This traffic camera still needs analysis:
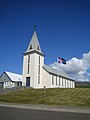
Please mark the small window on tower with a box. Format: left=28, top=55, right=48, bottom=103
left=30, top=45, right=32, bottom=49
left=28, top=55, right=30, bottom=63
left=39, top=56, right=40, bottom=64
left=37, top=46, right=39, bottom=50
left=27, top=64, right=29, bottom=74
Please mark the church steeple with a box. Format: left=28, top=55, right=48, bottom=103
left=22, top=26, right=44, bottom=88
left=26, top=26, right=42, bottom=53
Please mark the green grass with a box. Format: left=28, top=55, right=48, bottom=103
left=0, top=88, right=90, bottom=107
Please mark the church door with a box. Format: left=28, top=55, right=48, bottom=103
left=26, top=77, right=30, bottom=86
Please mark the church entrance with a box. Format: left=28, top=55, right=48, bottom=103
left=26, top=77, right=30, bottom=86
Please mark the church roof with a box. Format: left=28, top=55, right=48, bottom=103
left=0, top=71, right=22, bottom=82
left=5, top=71, right=22, bottom=82
left=43, top=65, right=75, bottom=81
left=26, top=30, right=42, bottom=53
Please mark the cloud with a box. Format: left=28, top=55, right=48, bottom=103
left=50, top=51, right=90, bottom=81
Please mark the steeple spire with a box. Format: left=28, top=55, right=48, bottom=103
left=26, top=26, right=42, bottom=54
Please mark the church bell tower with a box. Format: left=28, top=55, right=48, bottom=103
left=22, top=26, right=44, bottom=88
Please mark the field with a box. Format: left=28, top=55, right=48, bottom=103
left=0, top=88, right=90, bottom=107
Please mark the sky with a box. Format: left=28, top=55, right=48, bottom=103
left=0, top=0, right=90, bottom=81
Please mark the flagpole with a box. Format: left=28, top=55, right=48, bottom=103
left=57, top=57, right=59, bottom=88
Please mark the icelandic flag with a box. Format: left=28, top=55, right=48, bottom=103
left=58, top=57, right=66, bottom=64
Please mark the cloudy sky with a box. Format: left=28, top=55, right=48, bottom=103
left=0, top=0, right=90, bottom=81
left=50, top=51, right=90, bottom=81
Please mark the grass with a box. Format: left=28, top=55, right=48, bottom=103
left=0, top=88, right=90, bottom=107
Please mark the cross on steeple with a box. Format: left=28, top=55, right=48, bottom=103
left=33, top=25, right=37, bottom=31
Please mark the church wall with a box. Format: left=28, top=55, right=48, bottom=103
left=72, top=81, right=75, bottom=88
left=30, top=53, right=36, bottom=87
left=50, top=75, right=59, bottom=88
left=22, top=55, right=29, bottom=86
left=45, top=73, right=75, bottom=88
left=67, top=80, right=75, bottom=88
left=42, top=71, right=73, bottom=88
left=32, top=53, right=44, bottom=88
left=42, top=68, right=51, bottom=88
left=50, top=75, right=66, bottom=88
left=22, top=52, right=44, bottom=88
left=22, top=53, right=35, bottom=87
left=66, top=79, right=68, bottom=88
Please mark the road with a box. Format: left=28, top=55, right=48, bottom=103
left=0, top=106, right=90, bottom=120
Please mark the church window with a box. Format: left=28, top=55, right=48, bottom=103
left=30, top=45, right=32, bottom=49
left=70, top=81, right=72, bottom=88
left=38, top=56, right=40, bottom=84
left=56, top=76, right=57, bottom=85
left=28, top=55, right=30, bottom=63
left=38, top=75, right=40, bottom=84
left=38, top=65, right=40, bottom=74
left=38, top=65, right=40, bottom=84
left=37, top=46, right=39, bottom=50
left=39, top=56, right=40, bottom=64
left=62, top=78, right=63, bottom=86
left=70, top=81, right=71, bottom=88
left=65, top=79, right=66, bottom=87
left=27, top=64, right=29, bottom=74
left=68, top=80, right=69, bottom=88
left=67, top=80, right=68, bottom=88
left=52, top=75, right=54, bottom=85
left=27, top=55, right=30, bottom=74
left=59, top=77, right=60, bottom=86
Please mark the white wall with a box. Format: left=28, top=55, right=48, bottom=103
left=33, top=53, right=44, bottom=88
left=3, top=82, right=16, bottom=89
left=42, top=68, right=51, bottom=88
left=42, top=72, right=75, bottom=88
left=22, top=52, right=44, bottom=88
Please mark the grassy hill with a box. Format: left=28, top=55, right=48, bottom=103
left=0, top=88, right=90, bottom=107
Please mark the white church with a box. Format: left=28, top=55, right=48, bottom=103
left=0, top=27, right=75, bottom=89
left=22, top=28, right=75, bottom=88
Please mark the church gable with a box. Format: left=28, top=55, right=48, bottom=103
left=0, top=72, right=11, bottom=82
left=26, top=31, right=42, bottom=53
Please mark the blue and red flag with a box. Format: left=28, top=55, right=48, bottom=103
left=58, top=57, right=66, bottom=64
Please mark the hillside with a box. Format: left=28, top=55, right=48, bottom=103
left=0, top=88, right=90, bottom=107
